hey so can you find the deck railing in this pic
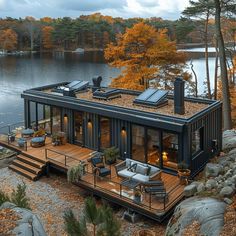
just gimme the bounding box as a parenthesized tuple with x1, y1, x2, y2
(45, 148, 84, 167)
(79, 169, 183, 213)
(0, 121, 27, 151)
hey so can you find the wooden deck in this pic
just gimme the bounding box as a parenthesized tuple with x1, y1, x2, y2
(0, 134, 184, 222)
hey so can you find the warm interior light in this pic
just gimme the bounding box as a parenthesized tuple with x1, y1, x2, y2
(121, 126, 126, 135)
(162, 152, 168, 162)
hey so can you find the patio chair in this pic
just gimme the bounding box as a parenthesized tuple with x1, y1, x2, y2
(30, 135, 46, 148)
(91, 155, 111, 178)
(143, 180, 168, 202)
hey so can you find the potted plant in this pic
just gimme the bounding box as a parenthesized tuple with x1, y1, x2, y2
(67, 162, 85, 183)
(177, 161, 191, 185)
(52, 133, 60, 146)
(104, 146, 119, 165)
(133, 189, 141, 204)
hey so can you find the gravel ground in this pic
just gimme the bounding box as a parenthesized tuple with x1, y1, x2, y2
(0, 168, 166, 236)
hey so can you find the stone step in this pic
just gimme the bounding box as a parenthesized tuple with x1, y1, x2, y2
(17, 154, 45, 169)
(8, 164, 38, 181)
(12, 159, 42, 175)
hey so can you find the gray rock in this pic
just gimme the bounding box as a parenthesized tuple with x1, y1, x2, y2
(206, 179, 217, 189)
(218, 159, 231, 167)
(0, 202, 46, 236)
(224, 169, 233, 178)
(197, 183, 205, 193)
(184, 184, 197, 197)
(224, 198, 233, 205)
(205, 163, 223, 177)
(220, 186, 235, 198)
(165, 197, 226, 236)
(228, 148, 236, 155)
(223, 130, 236, 150)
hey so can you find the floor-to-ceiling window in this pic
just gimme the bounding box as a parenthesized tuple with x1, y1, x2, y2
(132, 124, 145, 162)
(74, 111, 83, 144)
(100, 116, 110, 149)
(29, 101, 36, 129)
(52, 107, 61, 133)
(147, 128, 161, 166)
(162, 132, 179, 170)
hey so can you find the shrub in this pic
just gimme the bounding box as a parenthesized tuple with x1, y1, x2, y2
(11, 183, 30, 209)
(0, 190, 10, 206)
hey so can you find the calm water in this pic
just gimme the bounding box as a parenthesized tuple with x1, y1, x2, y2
(0, 50, 217, 126)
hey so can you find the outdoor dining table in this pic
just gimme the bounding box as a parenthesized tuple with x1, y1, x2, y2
(21, 128, 34, 137)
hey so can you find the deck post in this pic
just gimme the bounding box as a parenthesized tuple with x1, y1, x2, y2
(45, 149, 47, 159)
(46, 163, 50, 178)
(94, 174, 96, 187)
(149, 192, 151, 210)
(164, 195, 166, 210)
(65, 155, 67, 166)
(24, 141, 27, 151)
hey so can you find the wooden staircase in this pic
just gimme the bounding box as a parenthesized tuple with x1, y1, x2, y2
(9, 154, 46, 181)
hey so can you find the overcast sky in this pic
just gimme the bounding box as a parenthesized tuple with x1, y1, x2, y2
(0, 0, 190, 20)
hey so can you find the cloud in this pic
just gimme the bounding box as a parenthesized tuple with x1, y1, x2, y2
(0, 0, 190, 20)
(55, 0, 127, 11)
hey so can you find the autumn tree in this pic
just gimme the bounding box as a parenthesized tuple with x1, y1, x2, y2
(0, 28, 17, 51)
(183, 0, 215, 99)
(105, 22, 189, 91)
(42, 26, 54, 49)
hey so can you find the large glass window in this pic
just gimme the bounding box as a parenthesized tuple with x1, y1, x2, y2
(74, 111, 83, 144)
(100, 117, 110, 149)
(30, 101, 36, 129)
(132, 125, 145, 162)
(52, 107, 61, 133)
(147, 129, 161, 166)
(162, 132, 179, 170)
(192, 128, 203, 155)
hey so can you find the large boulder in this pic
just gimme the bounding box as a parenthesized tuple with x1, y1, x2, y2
(219, 186, 235, 198)
(165, 197, 226, 236)
(205, 163, 223, 177)
(223, 130, 236, 150)
(0, 202, 47, 236)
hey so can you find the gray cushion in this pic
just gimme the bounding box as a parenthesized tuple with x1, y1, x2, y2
(136, 164, 148, 175)
(125, 158, 131, 167)
(118, 169, 135, 178)
(132, 174, 149, 183)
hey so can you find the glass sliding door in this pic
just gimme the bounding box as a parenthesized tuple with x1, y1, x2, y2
(44, 105, 51, 134)
(162, 132, 179, 170)
(147, 128, 161, 166)
(132, 124, 145, 163)
(52, 107, 61, 134)
(100, 116, 110, 150)
(74, 111, 83, 144)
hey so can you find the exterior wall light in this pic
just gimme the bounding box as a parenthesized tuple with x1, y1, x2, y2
(162, 152, 168, 162)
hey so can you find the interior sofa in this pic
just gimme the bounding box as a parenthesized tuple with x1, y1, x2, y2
(115, 158, 162, 183)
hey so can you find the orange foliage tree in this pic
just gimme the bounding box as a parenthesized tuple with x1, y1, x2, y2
(42, 26, 54, 49)
(104, 22, 189, 90)
(0, 28, 17, 51)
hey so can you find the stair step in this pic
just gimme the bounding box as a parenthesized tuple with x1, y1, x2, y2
(12, 159, 41, 175)
(21, 152, 46, 164)
(9, 164, 38, 181)
(17, 155, 45, 169)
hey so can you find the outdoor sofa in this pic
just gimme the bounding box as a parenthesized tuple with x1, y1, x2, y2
(115, 158, 162, 183)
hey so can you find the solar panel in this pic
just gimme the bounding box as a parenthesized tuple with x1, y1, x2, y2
(67, 80, 81, 88)
(133, 88, 168, 108)
(135, 88, 156, 101)
(70, 81, 89, 91)
(147, 90, 168, 103)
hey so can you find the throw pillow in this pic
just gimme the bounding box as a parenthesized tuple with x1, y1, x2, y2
(128, 163, 137, 172)
(146, 166, 151, 176)
(136, 164, 148, 175)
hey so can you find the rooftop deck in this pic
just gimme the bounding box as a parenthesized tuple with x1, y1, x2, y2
(0, 133, 184, 222)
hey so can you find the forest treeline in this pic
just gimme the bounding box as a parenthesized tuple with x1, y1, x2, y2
(0, 13, 235, 52)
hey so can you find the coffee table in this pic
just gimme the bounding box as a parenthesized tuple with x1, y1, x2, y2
(120, 178, 140, 197)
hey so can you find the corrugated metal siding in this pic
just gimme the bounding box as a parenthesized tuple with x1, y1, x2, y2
(190, 106, 222, 175)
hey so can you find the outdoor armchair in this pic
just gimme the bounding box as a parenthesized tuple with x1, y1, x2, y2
(91, 155, 111, 178)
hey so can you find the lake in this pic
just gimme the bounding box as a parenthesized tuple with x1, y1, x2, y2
(0, 50, 217, 127)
